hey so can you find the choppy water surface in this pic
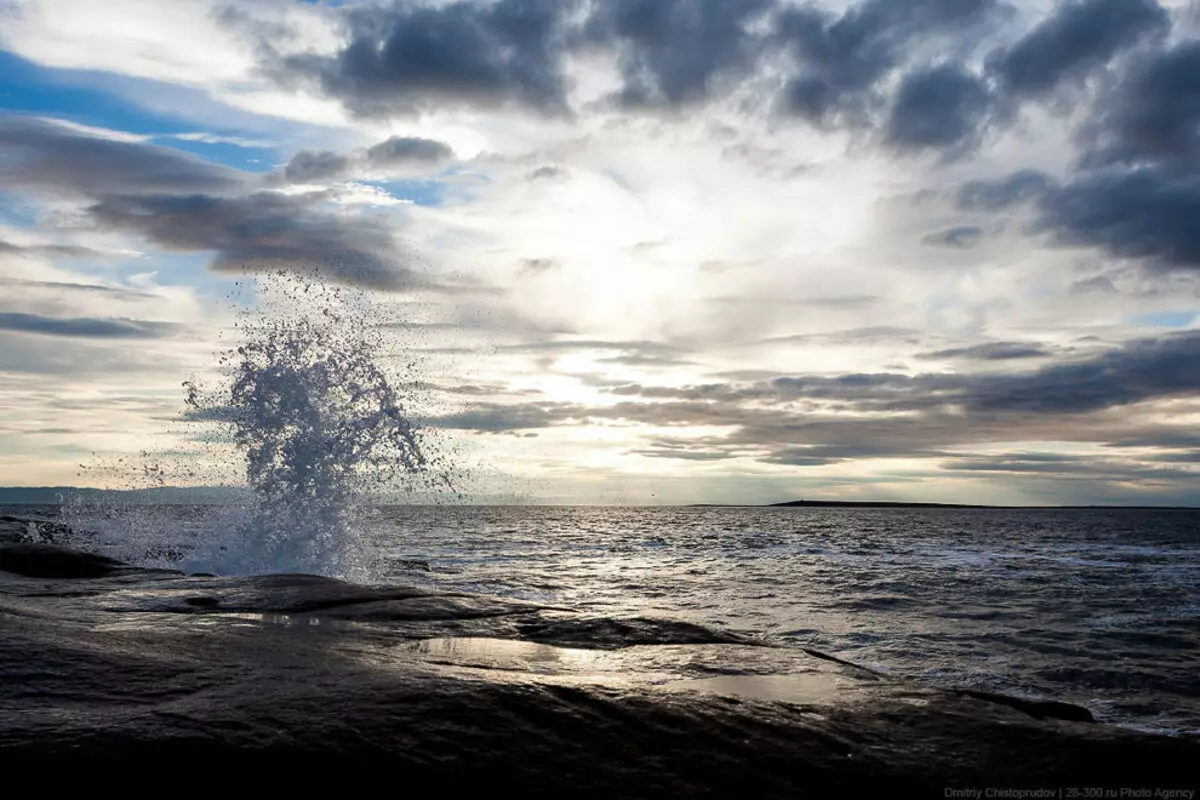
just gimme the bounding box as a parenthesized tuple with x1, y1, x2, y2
(17, 503, 1200, 736)
(370, 505, 1200, 736)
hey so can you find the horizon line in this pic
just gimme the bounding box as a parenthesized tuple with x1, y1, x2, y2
(0, 485, 1195, 511)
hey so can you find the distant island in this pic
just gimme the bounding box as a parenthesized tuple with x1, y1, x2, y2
(770, 499, 989, 508)
(701, 499, 1200, 510)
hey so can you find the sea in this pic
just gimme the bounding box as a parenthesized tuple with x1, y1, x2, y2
(8, 502, 1199, 738)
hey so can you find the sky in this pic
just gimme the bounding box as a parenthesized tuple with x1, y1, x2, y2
(0, 0, 1197, 506)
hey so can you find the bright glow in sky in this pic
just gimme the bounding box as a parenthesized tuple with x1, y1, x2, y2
(0, 0, 1198, 505)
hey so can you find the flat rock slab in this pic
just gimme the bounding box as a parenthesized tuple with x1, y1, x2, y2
(1, 541, 1195, 795)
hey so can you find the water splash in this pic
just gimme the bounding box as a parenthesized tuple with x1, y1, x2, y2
(178, 277, 447, 579)
(67, 275, 451, 581)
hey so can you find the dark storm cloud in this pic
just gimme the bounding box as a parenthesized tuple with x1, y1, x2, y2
(955, 170, 1051, 211)
(259, 0, 1009, 149)
(1033, 168, 1200, 270)
(915, 342, 1051, 360)
(246, 0, 1192, 178)
(991, 0, 1168, 97)
(885, 64, 990, 153)
(922, 226, 985, 248)
(586, 0, 773, 108)
(273, 0, 578, 117)
(86, 192, 418, 290)
(0, 116, 242, 196)
(1082, 41, 1200, 170)
(775, 0, 1001, 126)
(0, 312, 175, 339)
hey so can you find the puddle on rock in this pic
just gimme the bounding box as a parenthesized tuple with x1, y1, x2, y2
(664, 673, 857, 705)
(400, 636, 618, 673)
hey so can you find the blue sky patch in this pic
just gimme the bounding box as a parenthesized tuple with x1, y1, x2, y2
(1131, 311, 1196, 329)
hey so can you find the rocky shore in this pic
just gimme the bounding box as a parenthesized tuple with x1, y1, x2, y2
(1, 519, 1195, 795)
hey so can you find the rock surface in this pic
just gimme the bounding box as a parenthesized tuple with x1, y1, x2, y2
(1, 539, 1195, 795)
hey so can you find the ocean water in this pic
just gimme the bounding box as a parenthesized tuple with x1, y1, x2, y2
(16, 503, 1199, 737)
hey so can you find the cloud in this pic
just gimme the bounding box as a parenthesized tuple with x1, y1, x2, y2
(0, 115, 423, 291)
(885, 64, 990, 153)
(598, 352, 696, 367)
(922, 225, 985, 248)
(272, 0, 578, 118)
(955, 170, 1051, 211)
(1068, 275, 1118, 295)
(86, 192, 419, 290)
(0, 115, 243, 196)
(587, 0, 773, 108)
(776, 0, 1002, 127)
(433, 334, 1200, 473)
(498, 338, 692, 356)
(756, 326, 922, 346)
(771, 332, 1199, 414)
(633, 446, 738, 461)
(430, 401, 584, 432)
(527, 165, 566, 181)
(436, 331, 1195, 443)
(916, 342, 1052, 361)
(365, 135, 454, 168)
(1034, 167, 1200, 271)
(256, 0, 1009, 155)
(0, 312, 176, 339)
(282, 136, 455, 184)
(991, 0, 1168, 97)
(283, 149, 352, 183)
(0, 277, 157, 301)
(760, 442, 946, 466)
(942, 452, 1193, 482)
(1082, 40, 1200, 170)
(0, 239, 103, 260)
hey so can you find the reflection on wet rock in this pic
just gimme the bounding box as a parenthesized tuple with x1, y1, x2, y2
(2, 540, 1195, 792)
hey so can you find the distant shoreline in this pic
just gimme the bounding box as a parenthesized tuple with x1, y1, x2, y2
(0, 486, 1195, 511)
(695, 500, 1200, 510)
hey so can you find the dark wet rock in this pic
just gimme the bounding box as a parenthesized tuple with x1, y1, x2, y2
(1, 541, 1197, 793)
(955, 689, 1096, 723)
(514, 615, 758, 649)
(0, 543, 153, 579)
(0, 514, 74, 545)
